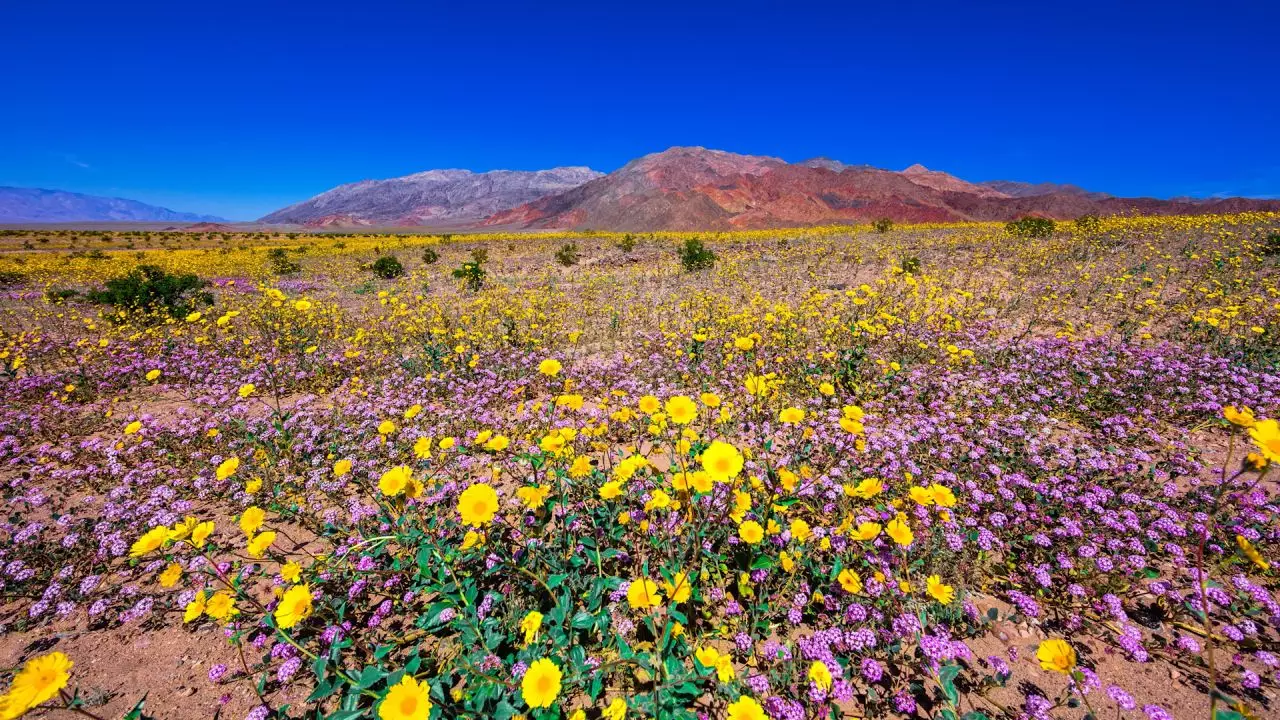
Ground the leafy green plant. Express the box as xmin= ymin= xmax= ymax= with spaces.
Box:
xmin=677 ymin=238 xmax=716 ymax=272
xmin=872 ymin=217 xmax=894 ymax=233
xmin=372 ymin=255 xmax=405 ymax=279
xmin=554 ymin=243 xmax=580 ymax=267
xmin=1006 ymin=217 xmax=1056 ymax=238
xmin=267 ymin=247 xmax=301 ymax=275
xmin=1075 ymin=214 xmax=1101 ymax=233
xmin=422 ymin=248 xmax=440 ymax=264
xmin=899 ymin=255 xmax=922 ymax=274
xmin=452 ymin=257 xmax=487 ymax=292
xmin=617 ymin=234 xmax=637 ymax=254
xmin=86 ymin=265 xmax=210 ymax=318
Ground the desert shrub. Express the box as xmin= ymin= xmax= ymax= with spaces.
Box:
xmin=1075 ymin=214 xmax=1102 ymax=233
xmin=677 ymin=238 xmax=716 ymax=272
xmin=470 ymin=248 xmax=489 ymax=264
xmin=45 ymin=287 xmax=79 ymax=302
xmin=1262 ymin=233 xmax=1280 ymax=257
xmin=452 ymin=256 xmax=487 ymax=292
xmin=86 ymin=265 xmax=210 ymax=318
xmin=554 ymin=243 xmax=580 ymax=266
xmin=0 ymin=270 xmax=26 ymax=287
xmin=899 ymin=255 xmax=922 ymax=274
xmin=422 ymin=248 xmax=439 ymax=264
xmin=1006 ymin=217 xmax=1056 ymax=238
xmin=617 ymin=234 xmax=637 ymax=253
xmin=267 ymin=247 xmax=301 ymax=275
xmin=872 ymin=217 xmax=894 ymax=233
xmin=371 ymin=255 xmax=405 ymax=279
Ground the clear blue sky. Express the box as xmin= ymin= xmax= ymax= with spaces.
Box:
xmin=2 ymin=0 xmax=1277 ymax=220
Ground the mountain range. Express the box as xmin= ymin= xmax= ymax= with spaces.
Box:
xmin=259 ymin=167 xmax=603 ymax=227
xmin=263 ymin=147 xmax=1280 ymax=231
xmin=0 ymin=187 xmax=225 ymax=223
xmin=5 ymin=149 xmax=1276 ymax=229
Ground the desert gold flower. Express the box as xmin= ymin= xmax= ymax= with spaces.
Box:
xmin=458 ymin=483 xmax=499 ymax=526
xmin=239 ymin=506 xmax=265 ymax=535
xmin=379 ymin=674 xmax=433 ymax=720
xmin=738 ymin=519 xmax=764 ymax=544
xmin=851 ymin=522 xmax=881 ymax=541
xmin=183 ymin=591 xmax=206 ymax=623
xmin=627 ymin=578 xmax=663 ymax=610
xmin=158 ymin=562 xmax=183 ymax=588
xmin=280 ymin=561 xmax=302 ymax=583
xmin=665 ymin=395 xmax=698 ymax=424
xmin=247 ymin=530 xmax=276 ymax=558
xmin=1224 ymin=405 xmax=1257 ymax=427
xmin=5 ymin=651 xmax=72 ymax=714
xmin=215 ymin=456 xmax=240 ymax=480
xmin=538 ymin=358 xmax=562 ymax=376
xmin=130 ymin=526 xmax=169 ymax=557
xmin=700 ymin=440 xmax=744 ymax=482
xmin=779 ymin=407 xmax=805 ymax=424
xmin=602 ymin=698 xmax=627 ymax=720
xmin=808 ymin=660 xmax=833 ymax=691
xmin=333 ymin=458 xmax=352 ymax=477
xmin=662 ymin=571 xmax=692 ymax=603
xmin=145 ymin=369 xmax=161 ymax=381
xmin=846 ymin=477 xmax=883 ymax=499
xmin=726 ymin=696 xmax=766 ymax=720
xmin=274 ymin=585 xmax=314 ymax=629
xmin=520 ymin=610 xmax=543 ymax=644
xmin=1249 ymin=419 xmax=1280 ymax=463
xmin=837 ymin=568 xmax=862 ymax=594
xmin=1237 ymin=534 xmax=1270 ymax=571
xmin=885 ymin=518 xmax=914 ymax=546
xmin=124 ymin=420 xmax=142 ymax=435
xmin=191 ymin=521 xmax=214 ymax=548
xmin=204 ymin=591 xmax=239 ymax=622
xmin=926 ymin=574 xmax=955 ymax=604
xmin=520 ymin=658 xmax=562 ymax=709
xmin=379 ymin=465 xmax=413 ymax=496
xmin=789 ymin=518 xmax=812 ymax=543
xmin=1036 ymin=638 xmax=1077 ymax=673
xmin=517 ymin=484 xmax=551 ymax=510
xmin=238 ymin=383 xmax=255 ymax=398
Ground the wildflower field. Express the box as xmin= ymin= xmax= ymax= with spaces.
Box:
xmin=1 ymin=214 xmax=1280 ymax=720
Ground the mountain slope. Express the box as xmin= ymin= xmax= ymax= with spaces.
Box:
xmin=260 ymin=167 xmax=603 ymax=225
xmin=0 ymin=187 xmax=225 ymax=223
xmin=484 ymin=147 xmax=1280 ymax=230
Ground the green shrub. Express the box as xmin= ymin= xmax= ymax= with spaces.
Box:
xmin=899 ymin=255 xmax=922 ymax=274
xmin=1006 ymin=217 xmax=1056 ymax=238
xmin=1262 ymin=233 xmax=1280 ymax=257
xmin=452 ymin=259 xmax=486 ymax=292
xmin=422 ymin=248 xmax=439 ymax=264
xmin=872 ymin=218 xmax=894 ymax=233
xmin=1075 ymin=214 xmax=1101 ymax=233
xmin=0 ymin=270 xmax=26 ymax=287
xmin=371 ymin=255 xmax=405 ymax=279
xmin=677 ymin=238 xmax=716 ymax=272
xmin=267 ymin=248 xmax=300 ymax=275
xmin=617 ymin=234 xmax=637 ymax=254
xmin=555 ymin=243 xmax=580 ymax=266
xmin=86 ymin=265 xmax=209 ymax=318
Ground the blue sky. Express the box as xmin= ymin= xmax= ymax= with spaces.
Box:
xmin=2 ymin=0 xmax=1277 ymax=220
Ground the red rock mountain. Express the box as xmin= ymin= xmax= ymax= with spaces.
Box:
xmin=483 ymin=147 xmax=1280 ymax=231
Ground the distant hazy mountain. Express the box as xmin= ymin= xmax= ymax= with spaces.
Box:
xmin=259 ymin=167 xmax=604 ymax=226
xmin=980 ymin=179 xmax=1112 ymax=200
xmin=0 ymin=187 xmax=226 ymax=223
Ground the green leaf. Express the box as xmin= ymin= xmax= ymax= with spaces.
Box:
xmin=356 ymin=665 xmax=385 ymax=689
xmin=1213 ymin=711 xmax=1246 ymax=720
xmin=750 ymin=555 xmax=775 ymax=570
xmin=938 ymin=663 xmax=960 ymax=705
